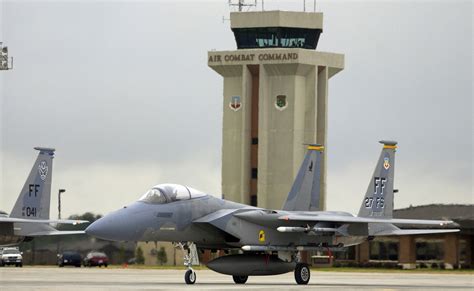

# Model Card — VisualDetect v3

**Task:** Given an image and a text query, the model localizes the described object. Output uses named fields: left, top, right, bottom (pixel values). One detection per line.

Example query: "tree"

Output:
left=136, top=246, right=145, bottom=265
left=156, top=246, right=167, bottom=266
left=57, top=212, right=103, bottom=230
left=68, top=212, right=103, bottom=223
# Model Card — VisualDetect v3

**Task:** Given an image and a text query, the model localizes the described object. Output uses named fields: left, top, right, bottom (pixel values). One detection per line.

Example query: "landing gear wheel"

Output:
left=232, top=275, right=248, bottom=284
left=294, top=263, right=310, bottom=285
left=185, top=269, right=196, bottom=284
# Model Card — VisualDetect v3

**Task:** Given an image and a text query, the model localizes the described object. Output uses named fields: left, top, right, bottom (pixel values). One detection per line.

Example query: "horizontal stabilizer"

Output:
left=0, top=217, right=88, bottom=225
left=27, top=230, right=86, bottom=236
left=374, top=228, right=459, bottom=236
left=279, top=214, right=454, bottom=226
left=241, top=245, right=346, bottom=252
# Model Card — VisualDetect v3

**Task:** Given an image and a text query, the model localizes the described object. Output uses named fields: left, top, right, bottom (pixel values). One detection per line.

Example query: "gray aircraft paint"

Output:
left=86, top=142, right=458, bottom=278
left=282, top=145, right=322, bottom=211
left=358, top=141, right=397, bottom=218
left=10, top=147, right=55, bottom=220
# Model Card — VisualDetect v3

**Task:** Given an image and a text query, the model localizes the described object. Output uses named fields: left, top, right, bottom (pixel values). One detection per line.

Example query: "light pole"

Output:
left=58, top=189, right=66, bottom=220
left=57, top=189, right=66, bottom=256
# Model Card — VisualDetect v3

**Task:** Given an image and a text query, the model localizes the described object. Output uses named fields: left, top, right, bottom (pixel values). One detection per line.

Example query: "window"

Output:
left=251, top=168, right=258, bottom=179
left=250, top=195, right=257, bottom=206
left=416, top=240, right=444, bottom=261
left=370, top=240, right=399, bottom=261
left=232, top=27, right=322, bottom=50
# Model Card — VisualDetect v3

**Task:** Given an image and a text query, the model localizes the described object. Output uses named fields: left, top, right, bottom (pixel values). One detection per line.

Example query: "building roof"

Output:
left=394, top=204, right=474, bottom=232
left=394, top=204, right=474, bottom=220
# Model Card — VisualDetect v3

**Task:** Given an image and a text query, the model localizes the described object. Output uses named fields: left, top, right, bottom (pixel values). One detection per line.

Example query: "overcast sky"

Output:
left=0, top=0, right=472, bottom=218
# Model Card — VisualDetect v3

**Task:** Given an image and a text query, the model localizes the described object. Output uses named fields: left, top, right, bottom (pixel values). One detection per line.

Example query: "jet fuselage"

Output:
left=86, top=194, right=366, bottom=249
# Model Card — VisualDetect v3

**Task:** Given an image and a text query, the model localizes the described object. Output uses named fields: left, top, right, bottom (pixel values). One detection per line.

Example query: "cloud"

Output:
left=1, top=1, right=472, bottom=216
left=1, top=150, right=221, bottom=217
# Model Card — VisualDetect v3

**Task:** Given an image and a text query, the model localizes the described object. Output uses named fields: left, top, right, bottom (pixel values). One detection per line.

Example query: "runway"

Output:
left=0, top=267, right=472, bottom=290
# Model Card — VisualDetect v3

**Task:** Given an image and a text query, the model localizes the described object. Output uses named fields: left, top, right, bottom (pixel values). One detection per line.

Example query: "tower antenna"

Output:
left=228, top=0, right=257, bottom=12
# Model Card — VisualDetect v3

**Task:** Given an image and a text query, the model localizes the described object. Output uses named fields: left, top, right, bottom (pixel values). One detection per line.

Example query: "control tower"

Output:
left=208, top=10, right=344, bottom=210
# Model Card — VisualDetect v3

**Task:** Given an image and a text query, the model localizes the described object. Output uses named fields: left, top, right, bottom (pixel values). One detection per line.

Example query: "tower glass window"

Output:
left=232, top=27, right=322, bottom=50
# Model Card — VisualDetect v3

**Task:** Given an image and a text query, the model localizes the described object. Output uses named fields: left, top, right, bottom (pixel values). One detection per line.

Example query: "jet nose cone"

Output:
left=85, top=206, right=140, bottom=241
left=85, top=215, right=123, bottom=241
left=85, top=219, right=105, bottom=238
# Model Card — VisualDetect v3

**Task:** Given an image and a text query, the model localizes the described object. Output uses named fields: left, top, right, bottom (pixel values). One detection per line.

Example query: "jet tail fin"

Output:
left=282, top=145, right=323, bottom=211
left=9, top=147, right=55, bottom=220
left=358, top=141, right=397, bottom=218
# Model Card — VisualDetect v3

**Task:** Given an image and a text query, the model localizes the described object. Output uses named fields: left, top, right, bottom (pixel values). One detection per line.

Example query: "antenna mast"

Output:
left=228, top=0, right=257, bottom=12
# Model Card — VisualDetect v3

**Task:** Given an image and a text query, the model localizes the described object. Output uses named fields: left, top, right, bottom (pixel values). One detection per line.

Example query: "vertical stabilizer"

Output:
left=282, top=145, right=323, bottom=211
left=358, top=141, right=397, bottom=218
left=9, top=147, right=55, bottom=219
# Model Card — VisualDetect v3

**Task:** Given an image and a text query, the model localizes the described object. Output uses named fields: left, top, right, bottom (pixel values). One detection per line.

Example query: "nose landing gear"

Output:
left=185, top=269, right=196, bottom=284
left=175, top=242, right=199, bottom=285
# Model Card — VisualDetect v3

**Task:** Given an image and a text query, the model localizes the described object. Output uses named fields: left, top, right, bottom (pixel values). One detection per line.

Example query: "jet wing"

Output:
left=279, top=214, right=454, bottom=226
left=27, top=230, right=86, bottom=236
left=0, top=217, right=88, bottom=225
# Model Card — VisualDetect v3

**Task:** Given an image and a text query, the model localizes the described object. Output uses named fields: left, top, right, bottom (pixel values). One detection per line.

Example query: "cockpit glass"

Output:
left=139, top=188, right=167, bottom=204
left=138, top=184, right=207, bottom=204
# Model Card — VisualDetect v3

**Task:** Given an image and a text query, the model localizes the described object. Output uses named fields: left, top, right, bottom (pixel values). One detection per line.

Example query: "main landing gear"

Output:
left=175, top=242, right=199, bottom=285
left=294, top=263, right=310, bottom=285
left=232, top=275, right=248, bottom=284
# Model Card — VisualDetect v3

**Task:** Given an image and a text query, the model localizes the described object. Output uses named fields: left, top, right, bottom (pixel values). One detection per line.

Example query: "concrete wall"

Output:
left=0, top=1, right=4, bottom=202
left=231, top=11, right=323, bottom=30
left=209, top=10, right=344, bottom=211
left=210, top=50, right=343, bottom=210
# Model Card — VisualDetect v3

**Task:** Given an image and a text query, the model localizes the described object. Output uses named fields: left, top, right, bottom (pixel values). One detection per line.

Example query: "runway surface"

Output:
left=0, top=267, right=472, bottom=290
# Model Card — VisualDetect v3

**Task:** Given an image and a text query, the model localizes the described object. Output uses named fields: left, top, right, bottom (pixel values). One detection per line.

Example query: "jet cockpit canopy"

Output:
left=139, top=183, right=206, bottom=204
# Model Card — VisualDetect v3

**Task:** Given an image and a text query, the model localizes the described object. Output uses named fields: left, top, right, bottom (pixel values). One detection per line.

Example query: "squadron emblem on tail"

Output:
left=383, top=157, right=390, bottom=170
left=38, top=161, right=48, bottom=181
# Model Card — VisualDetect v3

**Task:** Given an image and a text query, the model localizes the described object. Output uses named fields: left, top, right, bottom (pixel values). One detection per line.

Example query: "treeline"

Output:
left=56, top=212, right=103, bottom=231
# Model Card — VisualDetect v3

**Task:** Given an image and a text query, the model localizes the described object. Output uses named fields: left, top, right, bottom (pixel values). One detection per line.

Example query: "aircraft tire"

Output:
left=185, top=269, right=196, bottom=284
left=294, top=263, right=310, bottom=285
left=232, top=275, right=248, bottom=284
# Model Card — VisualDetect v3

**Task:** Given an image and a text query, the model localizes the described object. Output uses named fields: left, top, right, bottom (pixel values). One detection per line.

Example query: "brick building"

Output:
left=331, top=204, right=473, bottom=269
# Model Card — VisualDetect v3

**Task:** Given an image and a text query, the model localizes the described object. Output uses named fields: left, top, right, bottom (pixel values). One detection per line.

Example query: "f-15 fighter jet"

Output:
left=86, top=141, right=458, bottom=284
left=0, top=147, right=87, bottom=246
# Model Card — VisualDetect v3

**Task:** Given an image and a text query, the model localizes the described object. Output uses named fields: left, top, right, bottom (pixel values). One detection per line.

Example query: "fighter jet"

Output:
left=0, top=147, right=87, bottom=246
left=86, top=141, right=458, bottom=285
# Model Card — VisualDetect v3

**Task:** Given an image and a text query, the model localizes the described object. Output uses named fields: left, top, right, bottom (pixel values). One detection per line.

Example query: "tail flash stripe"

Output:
left=307, top=145, right=324, bottom=151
